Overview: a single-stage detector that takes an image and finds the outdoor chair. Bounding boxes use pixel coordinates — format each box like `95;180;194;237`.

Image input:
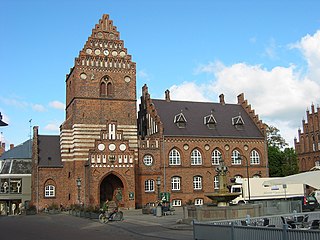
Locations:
240;220;248;226
308;220;320;230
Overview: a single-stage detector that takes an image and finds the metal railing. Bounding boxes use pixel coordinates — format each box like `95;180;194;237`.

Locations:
193;212;320;240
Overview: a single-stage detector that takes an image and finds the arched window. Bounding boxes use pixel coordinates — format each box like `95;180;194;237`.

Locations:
171;176;181;191
191;149;202;165
107;82;112;96
211;149;221;165
45;185;55;198
231;149;241;165
193;176;202;190
144;179;155;192
169;149;181;165
250;150;260;165
100;82;106;96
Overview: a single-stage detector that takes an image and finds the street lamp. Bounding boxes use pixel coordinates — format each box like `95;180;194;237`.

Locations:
156;177;161;200
238;155;251;203
76;177;81;204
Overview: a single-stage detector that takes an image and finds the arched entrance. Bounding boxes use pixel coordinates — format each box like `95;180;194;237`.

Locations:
100;174;124;206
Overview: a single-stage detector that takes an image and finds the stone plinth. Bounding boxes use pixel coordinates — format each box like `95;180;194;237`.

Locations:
184;204;263;222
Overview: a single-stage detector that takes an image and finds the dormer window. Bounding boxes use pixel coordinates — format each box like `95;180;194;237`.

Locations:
174;112;187;128
204;114;217;129
232;115;244;130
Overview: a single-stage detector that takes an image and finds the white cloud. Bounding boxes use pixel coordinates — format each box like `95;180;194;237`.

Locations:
49;100;65;110
44;122;60;132
264;38;278;60
167;30;320;147
138;70;150;81
32;104;46;112
292;30;320;82
0;97;28;108
169;82;210;102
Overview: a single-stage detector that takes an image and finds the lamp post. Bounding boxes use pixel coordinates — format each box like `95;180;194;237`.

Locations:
156;177;161;201
76;177;81;204
238;155;251;203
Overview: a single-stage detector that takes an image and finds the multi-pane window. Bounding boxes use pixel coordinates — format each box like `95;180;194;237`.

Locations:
191;149;202;165
143;155;153;166
231;150;241;165
172;199;182;206
214;176;219;190
250;150;260;165
45;185;55;197
169;149;181;165
193;176;202;190
195;198;203;206
211;149;221;165
144;179;155;192
171;177;181;191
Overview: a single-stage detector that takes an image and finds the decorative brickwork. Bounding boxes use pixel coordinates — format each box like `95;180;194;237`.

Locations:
295;104;320;171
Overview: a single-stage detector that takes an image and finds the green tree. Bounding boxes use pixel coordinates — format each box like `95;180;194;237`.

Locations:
266;124;288;149
266;125;299;177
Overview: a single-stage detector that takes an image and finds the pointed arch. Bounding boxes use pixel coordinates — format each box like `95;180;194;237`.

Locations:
100;81;106;97
107;82;113;96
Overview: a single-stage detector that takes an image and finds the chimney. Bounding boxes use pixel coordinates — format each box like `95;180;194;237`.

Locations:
165;89;170;102
237;93;244;104
1;142;5;149
219;94;225;105
10;144;14;150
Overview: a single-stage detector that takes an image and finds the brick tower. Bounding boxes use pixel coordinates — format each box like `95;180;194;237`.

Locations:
60;14;137;208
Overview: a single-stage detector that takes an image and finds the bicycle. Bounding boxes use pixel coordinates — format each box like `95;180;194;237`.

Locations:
98;208;124;223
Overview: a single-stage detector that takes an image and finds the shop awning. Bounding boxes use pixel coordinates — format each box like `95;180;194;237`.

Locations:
263;171;320;189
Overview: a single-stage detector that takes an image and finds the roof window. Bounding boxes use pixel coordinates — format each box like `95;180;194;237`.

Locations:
174;112;187;128
204;114;217;129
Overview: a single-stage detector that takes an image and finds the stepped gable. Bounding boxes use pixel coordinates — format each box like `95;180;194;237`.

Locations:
71;14;135;75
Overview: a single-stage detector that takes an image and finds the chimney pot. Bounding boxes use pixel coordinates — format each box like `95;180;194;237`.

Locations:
10;144;14;150
165;89;170;102
219;94;225;105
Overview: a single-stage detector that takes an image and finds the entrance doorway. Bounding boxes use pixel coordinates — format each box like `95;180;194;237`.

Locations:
99;174;124;206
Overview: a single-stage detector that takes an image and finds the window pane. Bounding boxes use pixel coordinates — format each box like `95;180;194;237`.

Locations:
191;149;202;165
169;149;181;165
212;149;221;165
231;150;241;165
144;179;155;192
193;176;202;190
171;177;181;190
250;150;260;165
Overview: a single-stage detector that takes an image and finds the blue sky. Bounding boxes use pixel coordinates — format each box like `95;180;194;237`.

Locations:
1;0;320;148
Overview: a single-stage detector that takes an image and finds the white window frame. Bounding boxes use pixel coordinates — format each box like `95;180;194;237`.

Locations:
191;149;202;165
214;176;219;190
143;155;153;166
169;149;181;165
45;185;55;197
250;150;260;165
144;179;155;192
231;150;241;165
195;198;203;206
171;177;181;191
193;176;202;190
172;199;182;207
211;149;221;165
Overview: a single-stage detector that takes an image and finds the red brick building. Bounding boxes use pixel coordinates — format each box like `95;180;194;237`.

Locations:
31;14;268;210
294;104;320;172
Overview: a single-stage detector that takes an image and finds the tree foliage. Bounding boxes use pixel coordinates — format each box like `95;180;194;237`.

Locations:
266;125;299;177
